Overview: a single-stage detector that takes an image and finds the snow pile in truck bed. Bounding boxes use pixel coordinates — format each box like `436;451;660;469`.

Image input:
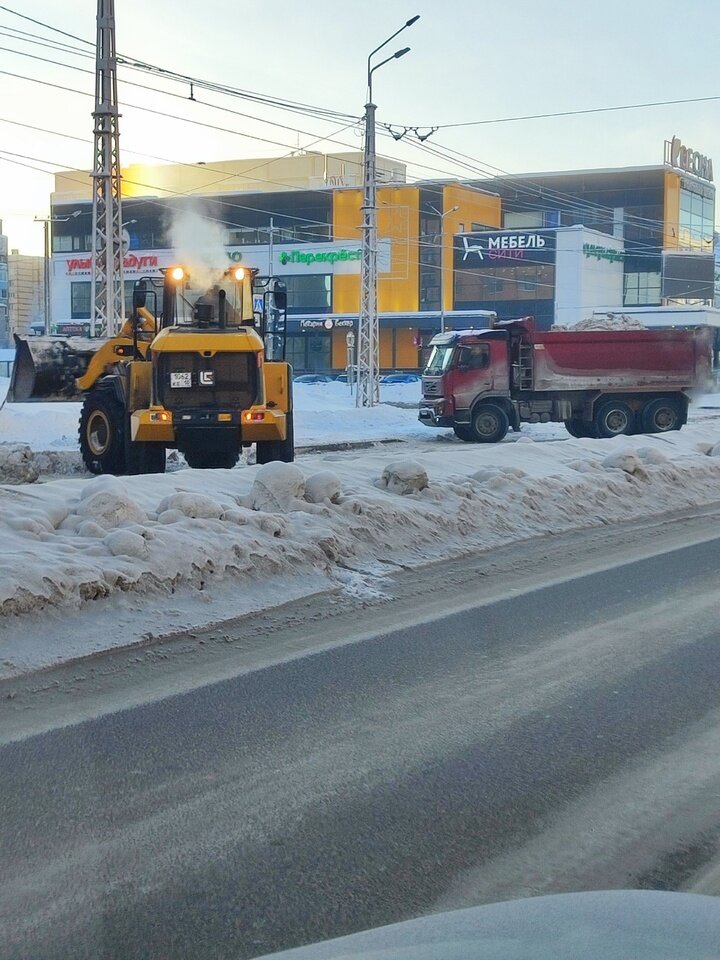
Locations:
554;313;647;331
3;424;720;675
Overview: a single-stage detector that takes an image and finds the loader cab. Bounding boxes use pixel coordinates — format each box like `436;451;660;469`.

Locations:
160;266;256;331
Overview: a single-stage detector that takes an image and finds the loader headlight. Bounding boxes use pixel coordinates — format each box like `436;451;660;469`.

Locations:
233;267;245;280
170;267;185;282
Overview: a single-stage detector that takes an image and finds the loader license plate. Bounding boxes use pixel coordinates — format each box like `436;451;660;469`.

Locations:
170;372;192;388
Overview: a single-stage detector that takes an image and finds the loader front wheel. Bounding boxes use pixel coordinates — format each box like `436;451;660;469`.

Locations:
79;389;126;475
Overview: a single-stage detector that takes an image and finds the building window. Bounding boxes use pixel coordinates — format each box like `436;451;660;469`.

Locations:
455;263;555;304
285;332;331;372
53;235;73;253
678;188;714;250
71;281;91;319
503;211;543;229
283;274;331;313
623;272;661;306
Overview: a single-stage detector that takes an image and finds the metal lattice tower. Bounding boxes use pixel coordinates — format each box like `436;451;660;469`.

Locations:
90;0;124;338
356;100;379;407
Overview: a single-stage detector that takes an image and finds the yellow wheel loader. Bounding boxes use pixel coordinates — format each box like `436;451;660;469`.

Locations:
13;266;293;474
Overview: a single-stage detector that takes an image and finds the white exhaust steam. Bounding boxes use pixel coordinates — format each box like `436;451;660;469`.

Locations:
168;203;227;290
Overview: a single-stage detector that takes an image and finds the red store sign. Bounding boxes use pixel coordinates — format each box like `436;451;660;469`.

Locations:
66;253;159;275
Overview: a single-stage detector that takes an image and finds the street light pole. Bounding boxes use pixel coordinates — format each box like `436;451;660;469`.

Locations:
35;211;81;336
429;204;459;335
43;219;50;336
357;15;419;408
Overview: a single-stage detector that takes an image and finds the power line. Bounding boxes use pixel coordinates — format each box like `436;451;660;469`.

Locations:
0;3;93;46
434;94;720;129
0;148;701;297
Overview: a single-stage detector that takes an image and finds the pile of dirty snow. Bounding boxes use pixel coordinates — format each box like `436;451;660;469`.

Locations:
3;424;720;676
554;313;646;332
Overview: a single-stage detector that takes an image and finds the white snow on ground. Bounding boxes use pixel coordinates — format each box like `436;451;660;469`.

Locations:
10;377;720;459
0;378;432;452
3;423;720;677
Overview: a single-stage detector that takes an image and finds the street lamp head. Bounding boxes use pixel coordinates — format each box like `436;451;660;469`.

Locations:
405;15;420;26
394;46;411;59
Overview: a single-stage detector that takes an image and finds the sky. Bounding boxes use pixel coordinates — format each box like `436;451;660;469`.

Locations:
1;0;719;255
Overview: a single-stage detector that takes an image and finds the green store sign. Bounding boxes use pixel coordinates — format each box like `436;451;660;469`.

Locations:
279;248;361;266
583;243;624;263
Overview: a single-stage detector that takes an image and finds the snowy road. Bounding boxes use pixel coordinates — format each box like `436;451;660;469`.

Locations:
2;507;720;959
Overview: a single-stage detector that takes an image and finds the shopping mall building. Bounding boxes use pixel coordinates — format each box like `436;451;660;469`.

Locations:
49;137;717;372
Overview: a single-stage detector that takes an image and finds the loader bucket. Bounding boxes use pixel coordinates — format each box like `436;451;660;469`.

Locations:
9;335;103;401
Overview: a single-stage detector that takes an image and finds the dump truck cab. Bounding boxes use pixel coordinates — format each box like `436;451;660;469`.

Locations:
420;318;710;443
76;265;293;474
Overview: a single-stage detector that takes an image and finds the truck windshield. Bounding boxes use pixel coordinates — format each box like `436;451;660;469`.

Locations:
425;345;455;374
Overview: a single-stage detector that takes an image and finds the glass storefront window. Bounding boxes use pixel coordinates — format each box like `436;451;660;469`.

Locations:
623;272;661;305
71;281;91;319
283;274;331;313
455;263;555;303
678;188;715;250
285;333;331;373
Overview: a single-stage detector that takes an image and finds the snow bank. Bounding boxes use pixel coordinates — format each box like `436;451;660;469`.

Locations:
3;424;720;675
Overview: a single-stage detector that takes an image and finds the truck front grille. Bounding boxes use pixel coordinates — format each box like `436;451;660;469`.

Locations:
156;352;257;411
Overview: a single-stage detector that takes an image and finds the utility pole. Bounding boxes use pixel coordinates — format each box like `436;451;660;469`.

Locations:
356;16;418;408
268;216;275;275
35;211;81;335
90;0;124;339
42;220;50;336
429;204;459;335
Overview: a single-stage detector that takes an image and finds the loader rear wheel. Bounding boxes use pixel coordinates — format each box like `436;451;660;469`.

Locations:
256;411;295;464
79;389;126;475
182;443;240;470
125;437;166;475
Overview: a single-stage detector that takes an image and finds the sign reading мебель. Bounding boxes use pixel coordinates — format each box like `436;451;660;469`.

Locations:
454;230;556;269
665;136;714;182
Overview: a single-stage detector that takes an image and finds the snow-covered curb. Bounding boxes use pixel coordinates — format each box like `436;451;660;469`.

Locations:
3;425;720;678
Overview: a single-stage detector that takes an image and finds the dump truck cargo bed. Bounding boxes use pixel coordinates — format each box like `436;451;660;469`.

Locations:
500;320;712;394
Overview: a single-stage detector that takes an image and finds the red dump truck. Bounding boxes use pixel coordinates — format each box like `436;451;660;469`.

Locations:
419;318;712;442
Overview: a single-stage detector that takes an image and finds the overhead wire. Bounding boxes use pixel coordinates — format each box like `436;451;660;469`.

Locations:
0;6;713;286
0;147;703;301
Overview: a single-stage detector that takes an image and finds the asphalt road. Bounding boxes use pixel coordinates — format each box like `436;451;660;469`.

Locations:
3;529;720;960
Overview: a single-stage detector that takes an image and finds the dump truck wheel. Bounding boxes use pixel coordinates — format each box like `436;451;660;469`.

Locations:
453;424;476;442
594;400;634;438
470;403;509;443
641;397;682;434
256;411;295;464
183;444;239;470
79;389;126;475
